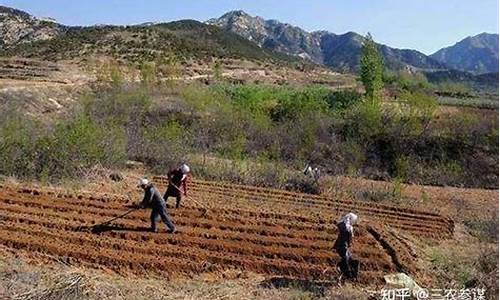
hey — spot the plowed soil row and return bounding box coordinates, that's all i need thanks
[0,178,442,282]
[1,191,447,240]
[152,177,454,238]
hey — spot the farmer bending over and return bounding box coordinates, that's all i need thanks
[164,163,190,209]
[138,178,175,233]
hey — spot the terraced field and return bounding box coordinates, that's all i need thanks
[0,58,62,82]
[0,178,454,284]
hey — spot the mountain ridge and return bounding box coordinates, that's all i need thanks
[208,10,498,74]
[0,6,497,75]
[431,32,499,74]
[207,10,448,72]
[0,7,305,66]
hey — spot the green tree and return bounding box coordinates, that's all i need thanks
[213,60,223,81]
[140,61,157,86]
[360,33,384,103]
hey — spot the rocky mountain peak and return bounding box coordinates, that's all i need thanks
[208,10,263,26]
[221,10,251,18]
[208,11,447,71]
[207,11,324,63]
[207,10,267,44]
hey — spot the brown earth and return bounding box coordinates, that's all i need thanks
[0,177,456,287]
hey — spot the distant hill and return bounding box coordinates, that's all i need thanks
[0,7,301,66]
[0,6,65,46]
[424,70,499,92]
[208,10,446,72]
[431,33,499,74]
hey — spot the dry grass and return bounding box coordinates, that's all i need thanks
[321,175,498,223]
[425,240,498,299]
[0,252,372,300]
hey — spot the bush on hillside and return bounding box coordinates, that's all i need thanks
[0,81,497,189]
[0,111,127,181]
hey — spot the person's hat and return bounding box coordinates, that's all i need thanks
[341,212,359,225]
[180,164,190,174]
[138,178,149,187]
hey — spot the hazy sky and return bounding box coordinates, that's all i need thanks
[2,0,498,54]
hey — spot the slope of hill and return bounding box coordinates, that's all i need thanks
[1,21,301,65]
[208,10,446,72]
[0,6,64,46]
[431,33,499,74]
[0,7,303,66]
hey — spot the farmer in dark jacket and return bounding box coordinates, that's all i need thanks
[138,178,175,233]
[333,212,359,280]
[164,164,190,209]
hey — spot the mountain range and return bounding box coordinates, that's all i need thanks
[208,11,498,74]
[0,6,498,75]
[208,11,445,72]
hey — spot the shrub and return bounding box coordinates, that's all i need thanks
[157,53,180,86]
[270,86,329,121]
[84,86,152,126]
[0,112,42,178]
[40,114,127,180]
[342,99,383,141]
[212,60,223,81]
[95,59,124,86]
[464,214,499,242]
[140,120,187,171]
[190,159,245,184]
[386,70,431,92]
[324,90,363,112]
[355,189,393,202]
[435,81,472,98]
[430,245,498,298]
[393,155,410,181]
[140,61,157,86]
[0,79,496,189]
[0,111,127,181]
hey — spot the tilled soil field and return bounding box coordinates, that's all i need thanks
[0,178,454,284]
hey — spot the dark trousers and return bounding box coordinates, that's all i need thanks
[164,185,182,208]
[151,202,175,232]
[336,247,358,279]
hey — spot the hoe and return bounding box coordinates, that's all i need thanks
[76,206,140,233]
[76,182,208,233]
[170,182,209,217]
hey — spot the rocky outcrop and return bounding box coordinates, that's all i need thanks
[0,6,64,47]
